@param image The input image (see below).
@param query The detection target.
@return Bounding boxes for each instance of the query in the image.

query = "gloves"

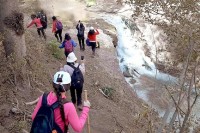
[83,100,91,108]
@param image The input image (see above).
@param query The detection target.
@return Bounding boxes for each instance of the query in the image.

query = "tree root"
[25,97,39,105]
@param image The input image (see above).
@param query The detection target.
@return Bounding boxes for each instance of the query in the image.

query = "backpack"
[30,93,64,133]
[56,20,63,30]
[37,12,47,29]
[64,40,73,53]
[78,28,84,37]
[40,17,47,29]
[70,64,84,88]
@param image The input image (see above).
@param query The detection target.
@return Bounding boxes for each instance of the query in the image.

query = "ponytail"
[53,83,68,133]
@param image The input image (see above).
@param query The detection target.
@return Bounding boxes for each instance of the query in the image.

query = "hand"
[80,59,85,64]
[83,100,90,108]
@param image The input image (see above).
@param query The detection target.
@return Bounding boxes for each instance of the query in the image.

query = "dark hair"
[52,16,56,20]
[67,62,75,65]
[65,33,71,40]
[88,29,95,35]
[31,14,36,19]
[53,83,70,128]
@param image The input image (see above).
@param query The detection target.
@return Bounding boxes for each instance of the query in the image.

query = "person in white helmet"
[61,52,85,111]
[31,71,90,133]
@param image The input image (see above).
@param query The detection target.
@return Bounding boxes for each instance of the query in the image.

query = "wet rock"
[123,71,132,77]
[129,79,136,84]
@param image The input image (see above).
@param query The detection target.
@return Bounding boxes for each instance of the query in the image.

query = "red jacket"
[87,29,99,42]
[27,18,43,28]
[52,20,57,33]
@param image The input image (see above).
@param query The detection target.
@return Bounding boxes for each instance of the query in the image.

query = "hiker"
[31,71,90,133]
[76,20,85,51]
[27,14,46,40]
[87,26,99,56]
[59,33,77,58]
[37,11,47,29]
[52,16,63,42]
[61,52,85,111]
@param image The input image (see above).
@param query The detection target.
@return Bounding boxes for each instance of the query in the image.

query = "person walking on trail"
[87,26,99,57]
[31,71,90,133]
[52,16,63,42]
[27,14,46,40]
[61,52,85,111]
[59,33,77,58]
[76,20,85,51]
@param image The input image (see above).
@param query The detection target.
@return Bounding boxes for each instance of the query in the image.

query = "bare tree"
[125,0,200,132]
[0,0,26,60]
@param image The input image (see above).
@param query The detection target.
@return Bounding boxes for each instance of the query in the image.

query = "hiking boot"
[77,105,83,111]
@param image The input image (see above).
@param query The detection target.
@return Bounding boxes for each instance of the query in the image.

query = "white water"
[103,14,200,129]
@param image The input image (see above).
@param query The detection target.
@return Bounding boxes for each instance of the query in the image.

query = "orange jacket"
[87,29,99,42]
[52,20,57,33]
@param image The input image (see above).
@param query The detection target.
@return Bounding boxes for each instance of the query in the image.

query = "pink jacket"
[32,91,89,132]
[27,18,43,28]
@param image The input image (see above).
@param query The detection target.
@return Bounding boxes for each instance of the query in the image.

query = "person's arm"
[52,21,56,33]
[31,95,43,120]
[95,29,99,35]
[79,62,85,75]
[59,41,65,48]
[27,20,35,28]
[71,40,77,47]
[76,24,79,30]
[65,103,89,132]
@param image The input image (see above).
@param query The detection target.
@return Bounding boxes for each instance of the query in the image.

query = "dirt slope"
[0,0,161,133]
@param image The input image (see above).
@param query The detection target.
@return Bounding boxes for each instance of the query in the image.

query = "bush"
[48,40,65,59]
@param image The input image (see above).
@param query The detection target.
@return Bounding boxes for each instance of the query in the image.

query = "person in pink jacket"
[27,14,46,40]
[32,71,90,133]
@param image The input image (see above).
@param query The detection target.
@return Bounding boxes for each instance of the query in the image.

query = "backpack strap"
[69,64,80,70]
[41,92,49,106]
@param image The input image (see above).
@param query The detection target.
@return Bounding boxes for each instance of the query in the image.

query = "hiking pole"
[84,90,91,133]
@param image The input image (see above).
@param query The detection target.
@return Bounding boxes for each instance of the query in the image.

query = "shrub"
[48,40,65,60]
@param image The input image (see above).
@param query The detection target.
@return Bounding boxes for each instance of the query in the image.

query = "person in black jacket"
[76,20,85,51]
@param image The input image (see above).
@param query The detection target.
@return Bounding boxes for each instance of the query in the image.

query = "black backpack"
[70,64,84,88]
[30,93,65,133]
[37,12,47,29]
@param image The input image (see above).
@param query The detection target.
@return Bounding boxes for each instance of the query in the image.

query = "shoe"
[77,105,83,111]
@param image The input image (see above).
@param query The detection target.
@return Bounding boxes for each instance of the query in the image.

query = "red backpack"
[64,40,73,53]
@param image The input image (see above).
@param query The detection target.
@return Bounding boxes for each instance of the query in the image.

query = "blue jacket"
[59,40,77,49]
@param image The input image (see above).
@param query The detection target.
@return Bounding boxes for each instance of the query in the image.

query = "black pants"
[70,85,83,106]
[89,42,96,54]
[37,27,46,39]
[65,51,71,58]
[77,36,85,50]
[55,29,62,42]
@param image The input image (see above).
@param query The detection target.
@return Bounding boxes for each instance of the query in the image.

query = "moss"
[48,40,65,60]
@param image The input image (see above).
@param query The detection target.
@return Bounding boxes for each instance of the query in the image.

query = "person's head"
[67,52,77,63]
[31,14,36,20]
[52,16,57,21]
[65,33,71,40]
[53,71,71,94]
[89,26,95,35]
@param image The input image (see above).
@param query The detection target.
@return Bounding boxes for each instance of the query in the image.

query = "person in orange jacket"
[52,16,63,42]
[87,27,99,56]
